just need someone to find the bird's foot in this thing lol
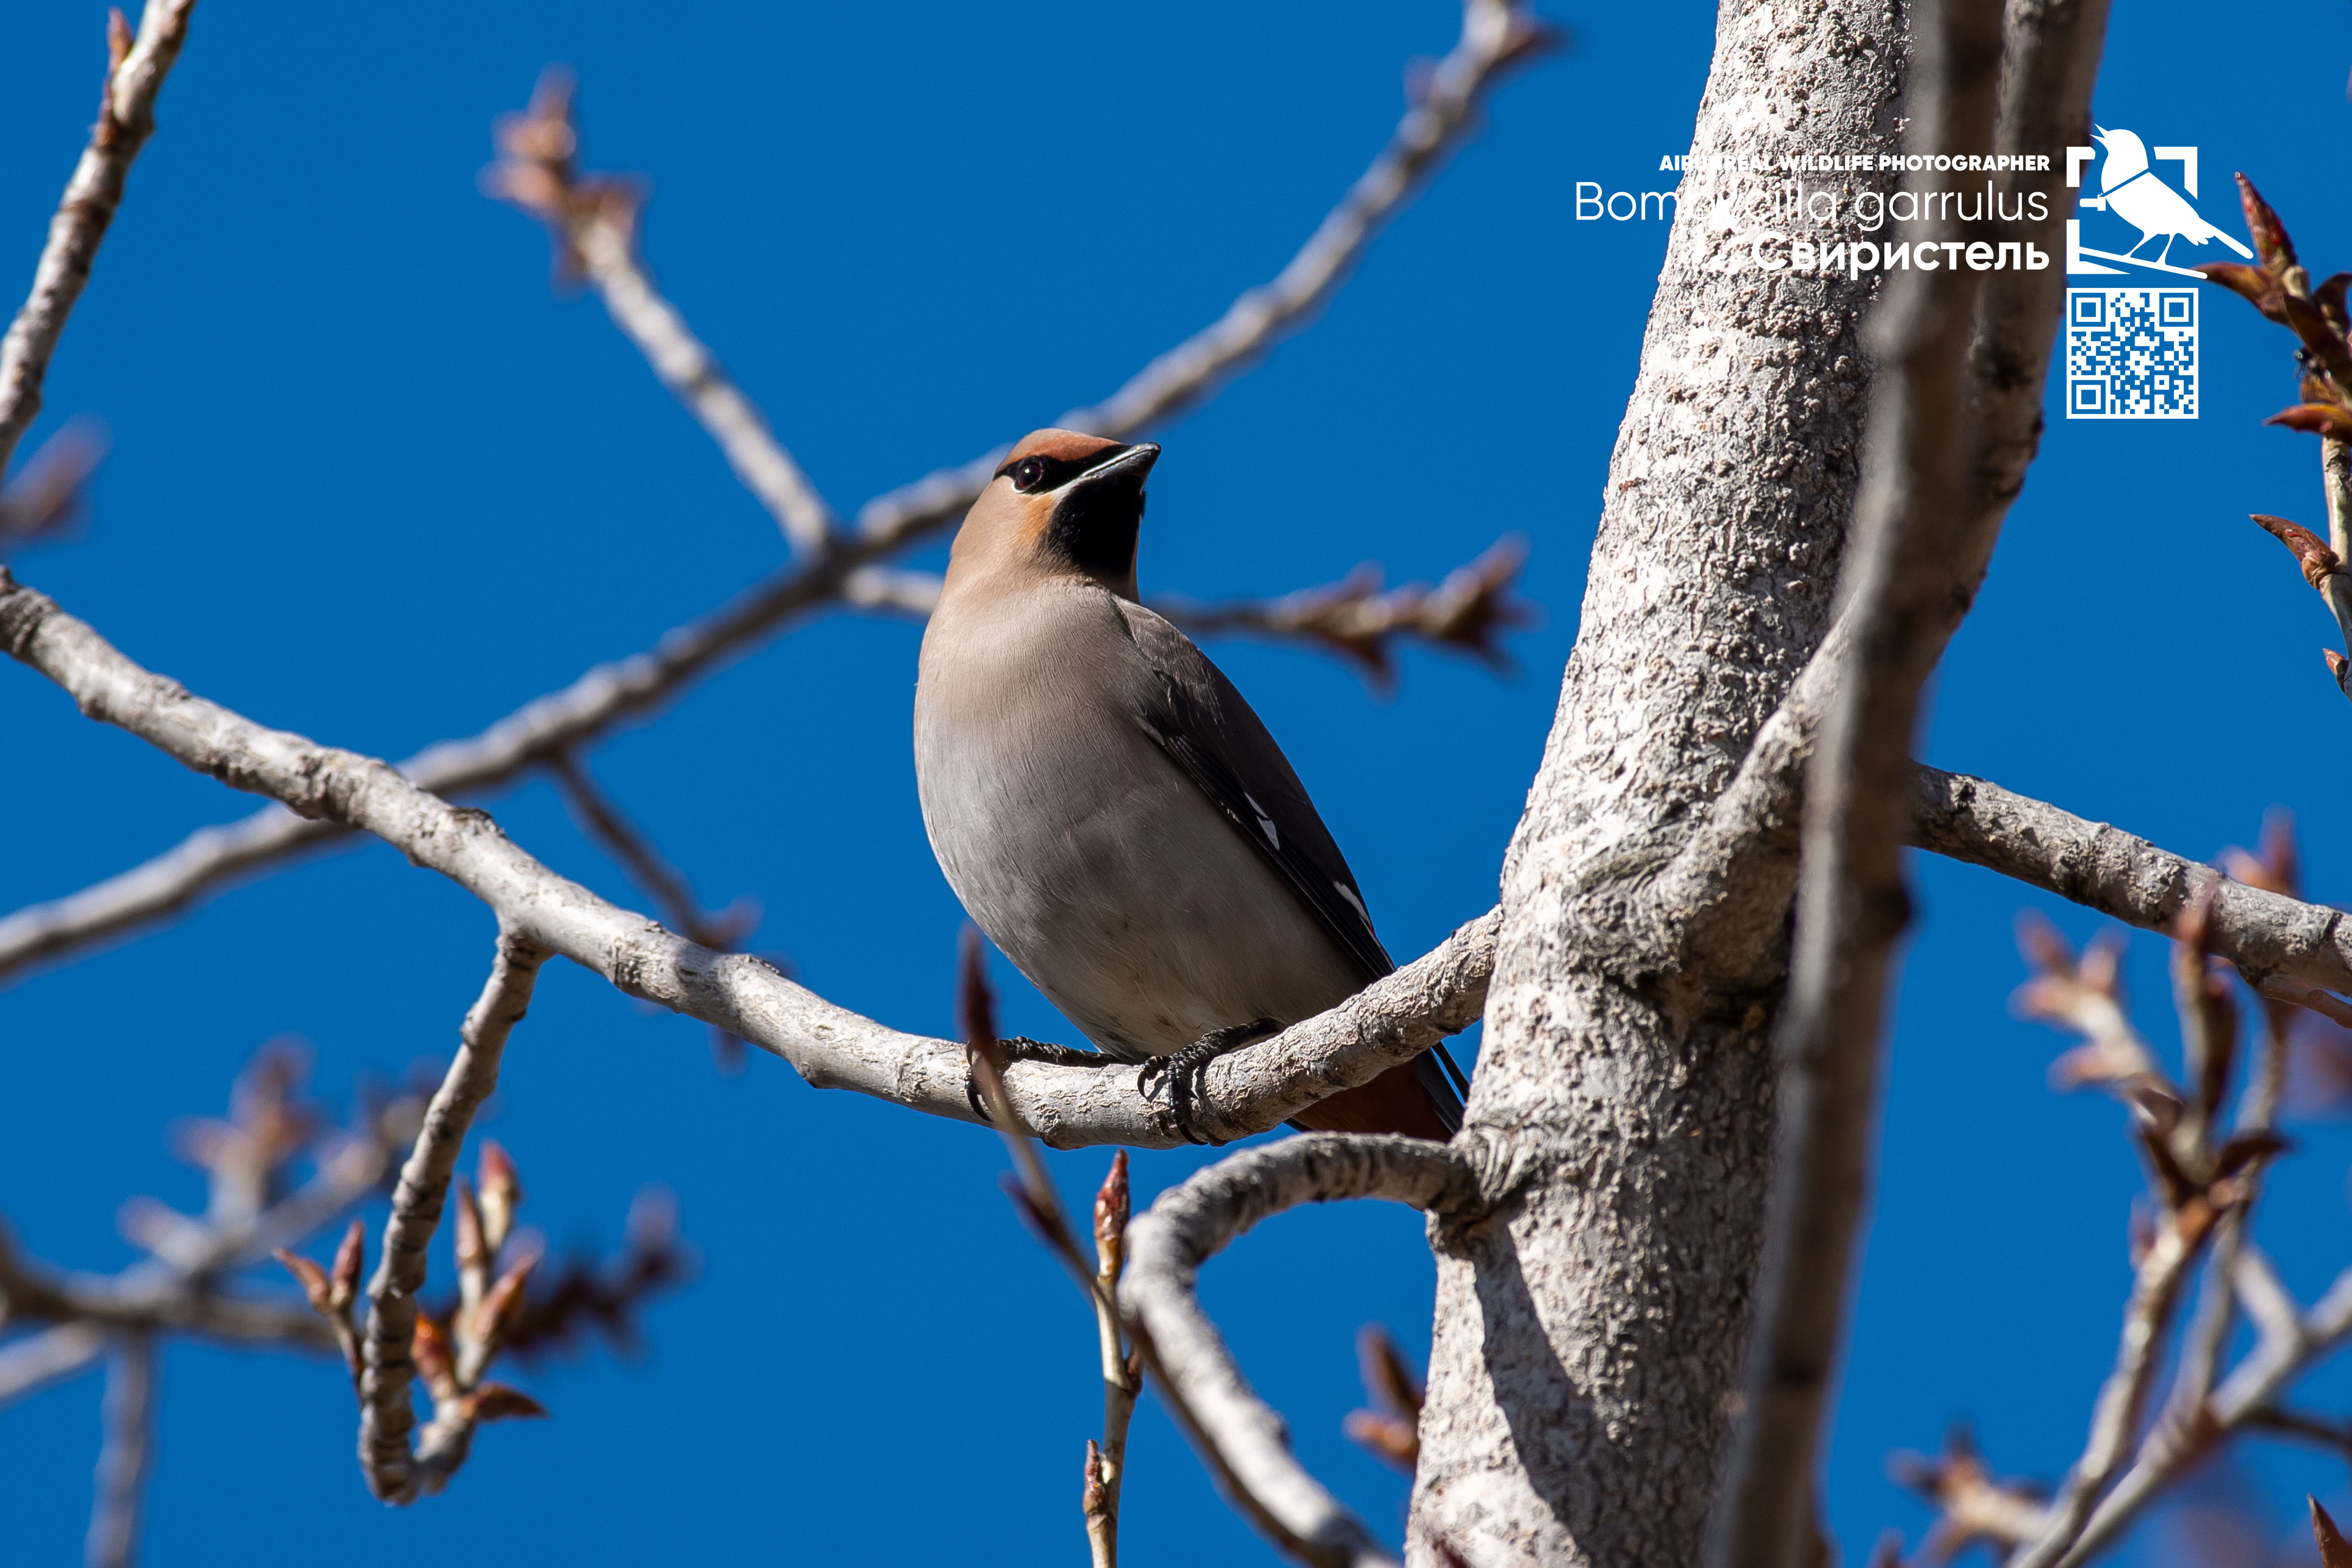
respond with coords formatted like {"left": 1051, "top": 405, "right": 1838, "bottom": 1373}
{"left": 1137, "top": 1019, "right": 1282, "bottom": 1146}
{"left": 965, "top": 1037, "right": 1123, "bottom": 1123}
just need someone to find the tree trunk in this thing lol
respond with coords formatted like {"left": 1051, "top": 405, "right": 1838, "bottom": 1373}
{"left": 1409, "top": 2, "right": 1908, "bottom": 1559}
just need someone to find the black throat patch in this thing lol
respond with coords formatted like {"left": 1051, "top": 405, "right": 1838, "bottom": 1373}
{"left": 1047, "top": 471, "right": 1146, "bottom": 580}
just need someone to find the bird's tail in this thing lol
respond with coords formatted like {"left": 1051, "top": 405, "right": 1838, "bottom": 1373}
{"left": 1287, "top": 1044, "right": 1467, "bottom": 1140}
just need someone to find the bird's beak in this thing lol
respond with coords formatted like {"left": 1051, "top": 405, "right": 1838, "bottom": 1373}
{"left": 2092, "top": 127, "right": 2108, "bottom": 146}
{"left": 1071, "top": 442, "right": 1160, "bottom": 490}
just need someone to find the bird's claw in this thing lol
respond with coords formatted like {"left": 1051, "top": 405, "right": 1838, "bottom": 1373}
{"left": 966, "top": 1036, "right": 1121, "bottom": 1124}
{"left": 1138, "top": 1019, "right": 1281, "bottom": 1146}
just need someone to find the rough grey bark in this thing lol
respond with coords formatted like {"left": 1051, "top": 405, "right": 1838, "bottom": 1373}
{"left": 1407, "top": 1, "right": 1908, "bottom": 1560}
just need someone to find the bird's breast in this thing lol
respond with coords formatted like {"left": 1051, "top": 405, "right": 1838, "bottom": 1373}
{"left": 913, "top": 585, "right": 1360, "bottom": 1057}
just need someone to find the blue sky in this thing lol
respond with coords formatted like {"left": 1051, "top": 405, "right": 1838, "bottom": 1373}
{"left": 3, "top": 1, "right": 2350, "bottom": 1564}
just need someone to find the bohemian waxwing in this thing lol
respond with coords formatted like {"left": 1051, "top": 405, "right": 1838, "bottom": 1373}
{"left": 913, "top": 429, "right": 1466, "bottom": 1142}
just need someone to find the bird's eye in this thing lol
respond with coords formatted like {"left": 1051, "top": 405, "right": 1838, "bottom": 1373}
{"left": 1010, "top": 457, "right": 1050, "bottom": 493}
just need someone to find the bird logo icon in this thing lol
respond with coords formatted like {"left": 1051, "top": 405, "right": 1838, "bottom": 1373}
{"left": 2067, "top": 128, "right": 2251, "bottom": 276}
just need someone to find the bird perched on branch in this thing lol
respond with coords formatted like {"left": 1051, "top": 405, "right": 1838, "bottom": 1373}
{"left": 914, "top": 429, "right": 1467, "bottom": 1142}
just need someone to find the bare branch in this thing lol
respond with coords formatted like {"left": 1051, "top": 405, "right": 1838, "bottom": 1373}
{"left": 1908, "top": 766, "right": 2352, "bottom": 1012}
{"left": 484, "top": 69, "right": 840, "bottom": 555}
{"left": 1122, "top": 1135, "right": 1475, "bottom": 1568}
{"left": 0, "top": 0, "right": 196, "bottom": 478}
{"left": 359, "top": 928, "right": 547, "bottom": 1503}
{"left": 1147, "top": 538, "right": 1535, "bottom": 690}
{"left": 83, "top": 1332, "right": 154, "bottom": 1568}
{"left": 0, "top": 0, "right": 1547, "bottom": 986}
{"left": 2, "top": 570, "right": 1493, "bottom": 1144}
{"left": 2010, "top": 1206, "right": 2213, "bottom": 1567}
{"left": 2040, "top": 1249, "right": 2352, "bottom": 1567}
{"left": 0, "top": 1323, "right": 108, "bottom": 1403}
{"left": 1713, "top": 1, "right": 2008, "bottom": 1559}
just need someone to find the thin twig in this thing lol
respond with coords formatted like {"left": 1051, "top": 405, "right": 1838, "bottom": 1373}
{"left": 359, "top": 928, "right": 547, "bottom": 1503}
{"left": 484, "top": 69, "right": 839, "bottom": 555}
{"left": 1084, "top": 1152, "right": 1139, "bottom": 1568}
{"left": 82, "top": 1332, "right": 154, "bottom": 1568}
{"left": 1711, "top": 1, "right": 2008, "bottom": 1560}
{"left": 2038, "top": 1251, "right": 2352, "bottom": 1567}
{"left": 546, "top": 749, "right": 749, "bottom": 950}
{"left": 0, "top": 0, "right": 197, "bottom": 477}
{"left": 0, "top": 0, "right": 1549, "bottom": 986}
{"left": 2010, "top": 1208, "right": 2211, "bottom": 1567}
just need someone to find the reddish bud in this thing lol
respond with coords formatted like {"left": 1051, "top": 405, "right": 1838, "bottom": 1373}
{"left": 2253, "top": 514, "right": 2344, "bottom": 589}
{"left": 411, "top": 1314, "right": 459, "bottom": 1401}
{"left": 468, "top": 1382, "right": 549, "bottom": 1423}
{"left": 2198, "top": 261, "right": 2286, "bottom": 323}
{"left": 1344, "top": 1410, "right": 1421, "bottom": 1470}
{"left": 2267, "top": 404, "right": 2352, "bottom": 440}
{"left": 2315, "top": 1497, "right": 2352, "bottom": 1568}
{"left": 2237, "top": 172, "right": 2300, "bottom": 277}
{"left": 453, "top": 1178, "right": 487, "bottom": 1276}
{"left": 331, "top": 1219, "right": 365, "bottom": 1310}
{"left": 478, "top": 1141, "right": 522, "bottom": 1256}
{"left": 274, "top": 1249, "right": 333, "bottom": 1315}
{"left": 1094, "top": 1150, "right": 1131, "bottom": 1284}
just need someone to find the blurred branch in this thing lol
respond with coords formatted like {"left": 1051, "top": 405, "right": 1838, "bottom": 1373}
{"left": 1884, "top": 1429, "right": 2049, "bottom": 1568}
{"left": 1712, "top": 0, "right": 2007, "bottom": 1558}
{"left": 0, "top": 421, "right": 107, "bottom": 554}
{"left": 1343, "top": 1327, "right": 1425, "bottom": 1473}
{"left": 0, "top": 0, "right": 195, "bottom": 478}
{"left": 547, "top": 750, "right": 753, "bottom": 952}
{"left": 83, "top": 1332, "right": 153, "bottom": 1568}
{"left": 0, "top": 1049, "right": 422, "bottom": 1394}
{"left": 3, "top": 568, "right": 1495, "bottom": 1144}
{"left": 0, "top": 0, "right": 1551, "bottom": 986}
{"left": 806, "top": 538, "right": 1536, "bottom": 690}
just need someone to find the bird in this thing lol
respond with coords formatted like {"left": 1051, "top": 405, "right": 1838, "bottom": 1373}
{"left": 914, "top": 428, "right": 1467, "bottom": 1143}
{"left": 2083, "top": 127, "right": 2252, "bottom": 267}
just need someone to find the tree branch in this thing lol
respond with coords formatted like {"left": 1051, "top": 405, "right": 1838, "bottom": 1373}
{"left": 360, "top": 929, "right": 547, "bottom": 1503}
{"left": 1908, "top": 766, "right": 2352, "bottom": 1012}
{"left": 0, "top": 1322, "right": 109, "bottom": 1404}
{"left": 0, "top": 0, "right": 196, "bottom": 478}
{"left": 1713, "top": 2, "right": 2008, "bottom": 1560}
{"left": 2041, "top": 1247, "right": 2352, "bottom": 1567}
{"left": 1653, "top": 0, "right": 2112, "bottom": 993}
{"left": 1122, "top": 1134, "right": 1476, "bottom": 1568}
{"left": 484, "top": 69, "right": 840, "bottom": 555}
{"left": 546, "top": 750, "right": 749, "bottom": 951}
{"left": 1, "top": 563, "right": 1494, "bottom": 1151}
{"left": 0, "top": 0, "right": 1546, "bottom": 988}
{"left": 83, "top": 1332, "right": 154, "bottom": 1568}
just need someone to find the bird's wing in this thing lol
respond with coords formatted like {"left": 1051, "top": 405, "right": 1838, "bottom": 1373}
{"left": 1113, "top": 599, "right": 1395, "bottom": 983}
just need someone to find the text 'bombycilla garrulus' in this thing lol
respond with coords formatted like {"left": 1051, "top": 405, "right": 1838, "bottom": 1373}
{"left": 914, "top": 429, "right": 1466, "bottom": 1142}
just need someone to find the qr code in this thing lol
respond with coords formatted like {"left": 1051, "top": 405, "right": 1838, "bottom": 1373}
{"left": 2066, "top": 288, "right": 2197, "bottom": 419}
